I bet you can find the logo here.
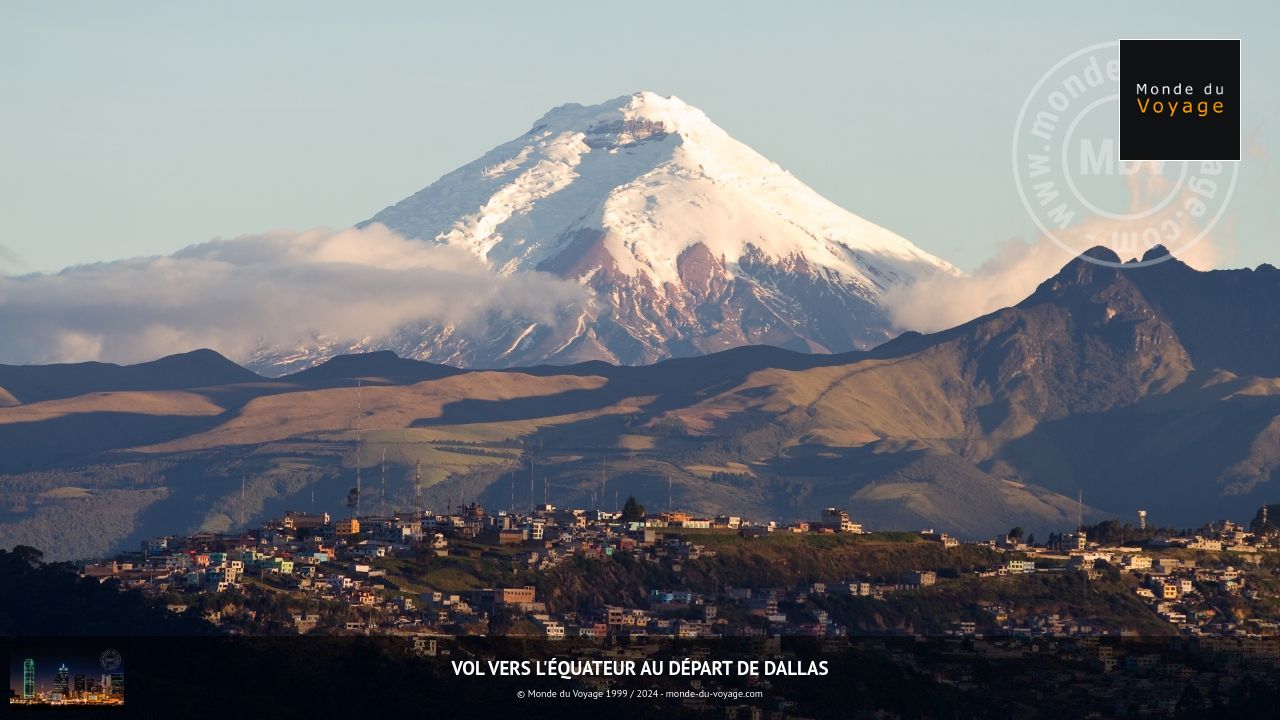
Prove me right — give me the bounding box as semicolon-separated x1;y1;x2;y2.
99;649;121;672
1012;41;1238;268
1120;39;1240;161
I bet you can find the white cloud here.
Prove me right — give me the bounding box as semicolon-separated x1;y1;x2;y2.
882;237;1070;333
0;224;588;365
885;164;1232;334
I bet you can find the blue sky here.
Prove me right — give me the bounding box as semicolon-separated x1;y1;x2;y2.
2;1;1277;273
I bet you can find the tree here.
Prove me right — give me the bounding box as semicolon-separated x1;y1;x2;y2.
1250;504;1279;534
1026;533;1037;546
9;546;44;568
621;496;646;523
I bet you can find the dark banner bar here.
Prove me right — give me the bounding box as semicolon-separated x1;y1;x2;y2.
6;635;1280;719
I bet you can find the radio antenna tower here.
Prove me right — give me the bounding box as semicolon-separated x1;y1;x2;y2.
413;459;422;520
380;448;387;517
1077;489;1083;531
240;472;246;528
354;380;363;518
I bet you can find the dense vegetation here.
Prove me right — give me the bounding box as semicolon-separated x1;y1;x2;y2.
0;545;212;635
1080;518;1189;545
535;533;1002;615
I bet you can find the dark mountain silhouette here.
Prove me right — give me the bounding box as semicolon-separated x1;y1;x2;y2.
282;350;466;387
0;348;261;404
1122;247;1280;377
0;546;213;635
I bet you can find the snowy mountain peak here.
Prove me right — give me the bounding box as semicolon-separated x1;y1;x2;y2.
258;93;961;372
367;91;954;288
532;92;719;145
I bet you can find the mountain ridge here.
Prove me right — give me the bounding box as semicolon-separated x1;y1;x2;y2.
0;348;261;405
4;248;1280;559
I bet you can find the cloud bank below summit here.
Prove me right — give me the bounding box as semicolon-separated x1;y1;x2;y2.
0;165;1237;369
0;224;587;366
884;235;1225;335
884;163;1231;334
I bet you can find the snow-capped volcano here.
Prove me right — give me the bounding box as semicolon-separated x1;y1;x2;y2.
256;92;956;372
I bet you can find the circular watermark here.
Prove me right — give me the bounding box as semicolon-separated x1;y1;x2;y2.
1012;41;1237;268
99;649;121;672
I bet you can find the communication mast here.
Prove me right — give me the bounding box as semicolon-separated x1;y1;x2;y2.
413;459;422;520
355;462;362;518
353;380;363;518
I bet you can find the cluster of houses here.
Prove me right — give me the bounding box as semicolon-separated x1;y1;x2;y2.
971;520;1280;638
75;503;922;638
76;500;1280;641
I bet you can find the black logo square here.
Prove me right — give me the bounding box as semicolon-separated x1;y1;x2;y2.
1120;39;1240;161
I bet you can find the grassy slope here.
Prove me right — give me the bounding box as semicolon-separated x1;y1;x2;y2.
3;304;1280;555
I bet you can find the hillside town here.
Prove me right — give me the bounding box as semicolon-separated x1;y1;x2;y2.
74;499;1280;645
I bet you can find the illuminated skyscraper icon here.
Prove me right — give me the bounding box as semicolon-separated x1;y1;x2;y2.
54;663;69;699
22;658;34;700
53;666;69;696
